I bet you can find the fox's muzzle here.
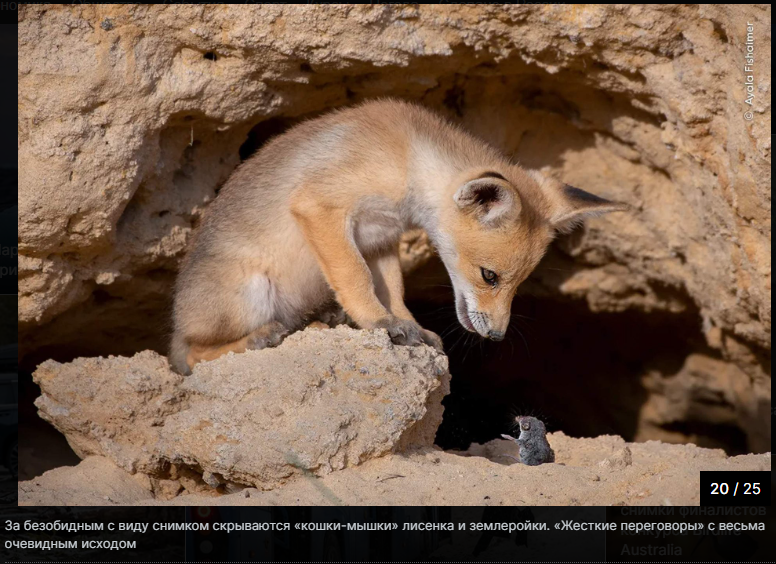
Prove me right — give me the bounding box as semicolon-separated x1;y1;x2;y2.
488;330;505;341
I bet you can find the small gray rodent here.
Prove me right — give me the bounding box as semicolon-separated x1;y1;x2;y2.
501;415;555;466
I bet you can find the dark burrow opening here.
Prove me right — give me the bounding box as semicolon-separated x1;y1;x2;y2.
406;257;750;456
239;116;305;161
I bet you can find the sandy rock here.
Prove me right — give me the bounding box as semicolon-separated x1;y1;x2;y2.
32;327;450;489
32;350;185;473
637;353;772;452
150;478;183;501
158;327;449;488
598;446;633;470
18;456;154;506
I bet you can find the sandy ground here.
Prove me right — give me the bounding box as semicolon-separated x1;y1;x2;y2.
19;432;770;506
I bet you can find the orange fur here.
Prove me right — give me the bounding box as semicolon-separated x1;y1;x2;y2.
170;99;627;374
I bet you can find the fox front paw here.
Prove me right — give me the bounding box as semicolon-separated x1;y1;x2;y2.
373;317;444;352
420;328;445;353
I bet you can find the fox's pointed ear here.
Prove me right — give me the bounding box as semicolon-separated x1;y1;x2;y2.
549;184;629;233
454;178;521;226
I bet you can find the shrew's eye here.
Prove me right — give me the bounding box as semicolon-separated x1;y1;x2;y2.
481;268;498;286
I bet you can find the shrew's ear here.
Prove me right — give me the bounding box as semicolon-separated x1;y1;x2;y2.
454;178;521;226
549;184;629;233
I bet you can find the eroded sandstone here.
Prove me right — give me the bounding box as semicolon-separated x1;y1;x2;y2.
33;327;450;490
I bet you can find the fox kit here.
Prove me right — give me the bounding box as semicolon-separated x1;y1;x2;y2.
170;99;627;374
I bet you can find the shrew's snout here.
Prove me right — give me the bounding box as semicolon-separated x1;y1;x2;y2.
488;330;505;341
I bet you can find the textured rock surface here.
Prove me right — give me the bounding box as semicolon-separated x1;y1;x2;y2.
33;350;185;474
160;327;449;487
18;5;771;450
19;434;771;507
32;327;450;489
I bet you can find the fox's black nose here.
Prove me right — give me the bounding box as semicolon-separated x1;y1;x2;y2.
488;330;505;341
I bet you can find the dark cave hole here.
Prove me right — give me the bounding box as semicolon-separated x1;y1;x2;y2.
443;82;465;117
203;51;217;61
659;421;747;452
239;116;301;161
407;261;728;453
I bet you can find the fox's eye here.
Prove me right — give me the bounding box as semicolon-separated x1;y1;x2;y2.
521;422;530;431
481;268;498;286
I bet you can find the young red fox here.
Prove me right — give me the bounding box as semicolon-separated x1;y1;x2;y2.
170;99;627;374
